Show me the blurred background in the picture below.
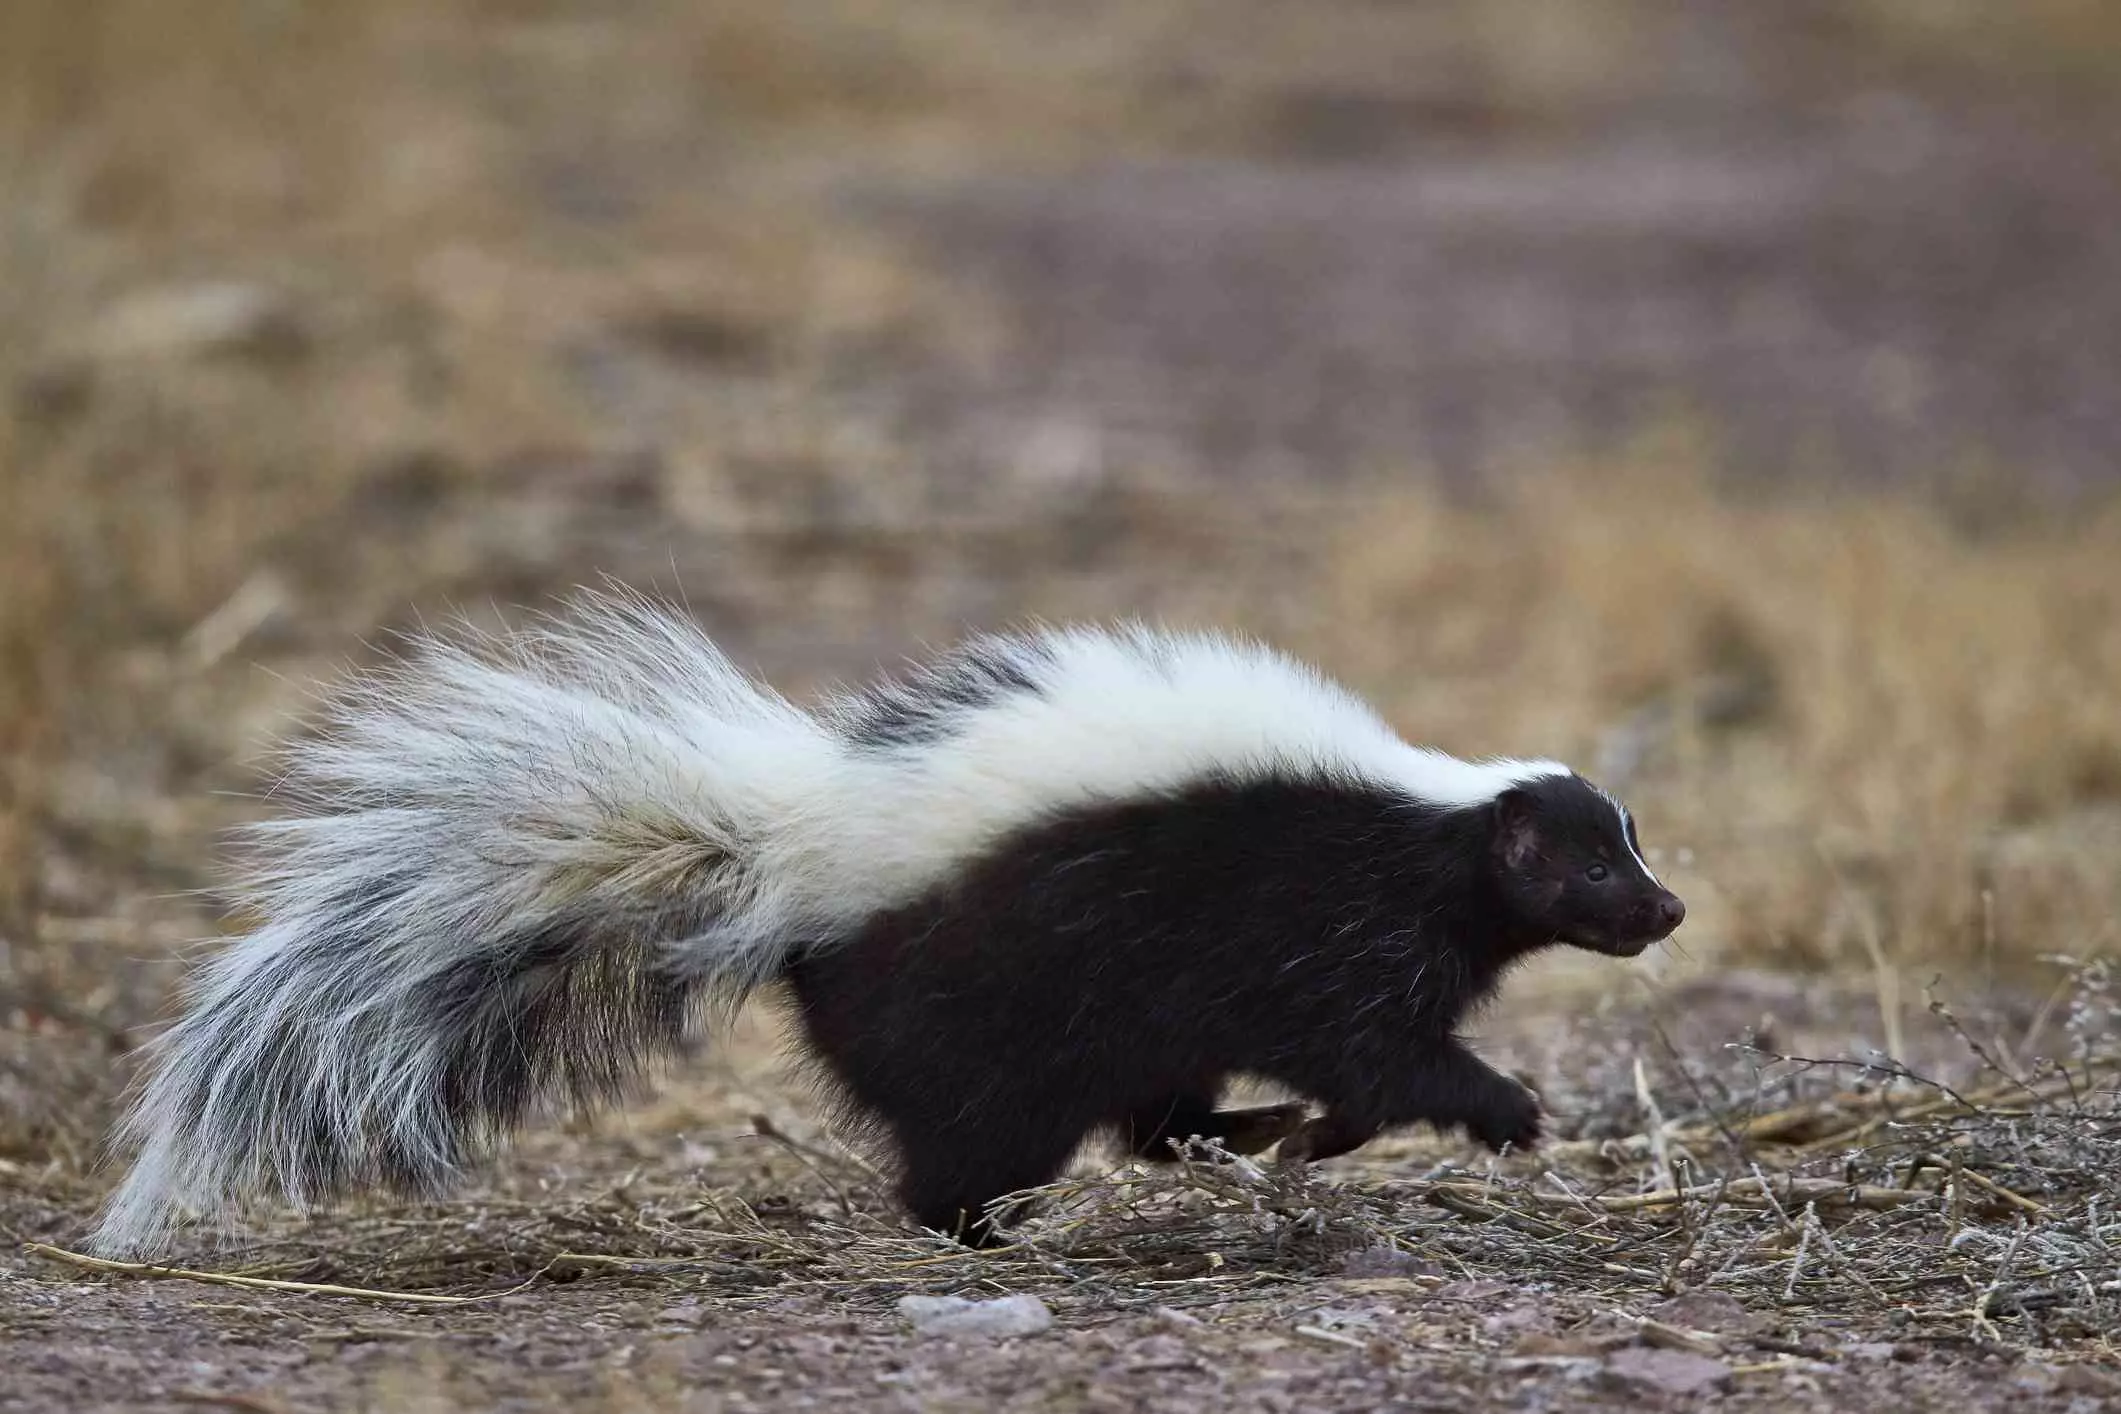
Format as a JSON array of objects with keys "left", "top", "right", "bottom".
[{"left": 3, "top": 0, "right": 2120, "bottom": 1170}]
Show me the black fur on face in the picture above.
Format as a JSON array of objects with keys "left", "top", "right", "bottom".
[{"left": 1489, "top": 774, "right": 1685, "bottom": 957}]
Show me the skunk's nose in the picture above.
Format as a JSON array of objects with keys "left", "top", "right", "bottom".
[{"left": 1657, "top": 894, "right": 1687, "bottom": 931}]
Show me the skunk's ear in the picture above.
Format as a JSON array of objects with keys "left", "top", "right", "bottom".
[{"left": 1492, "top": 788, "right": 1542, "bottom": 873}]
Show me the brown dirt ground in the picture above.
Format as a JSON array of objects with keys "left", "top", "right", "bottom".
[{"left": 6, "top": 977, "right": 2117, "bottom": 1413}]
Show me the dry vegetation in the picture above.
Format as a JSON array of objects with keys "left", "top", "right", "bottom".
[{"left": 2, "top": 1, "right": 2120, "bottom": 1409}]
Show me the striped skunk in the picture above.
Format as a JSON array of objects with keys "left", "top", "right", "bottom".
[{"left": 93, "top": 594, "right": 1684, "bottom": 1253}]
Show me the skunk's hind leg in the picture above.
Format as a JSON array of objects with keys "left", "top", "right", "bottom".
[
  {"left": 1120, "top": 1093, "right": 1309, "bottom": 1161},
  {"left": 1274, "top": 1110, "right": 1378, "bottom": 1165},
  {"left": 893, "top": 1113, "right": 1094, "bottom": 1247}
]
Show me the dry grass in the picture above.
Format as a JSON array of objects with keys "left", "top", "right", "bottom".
[
  {"left": 1316, "top": 457, "right": 2121, "bottom": 979},
  {"left": 15, "top": 965, "right": 2119, "bottom": 1376}
]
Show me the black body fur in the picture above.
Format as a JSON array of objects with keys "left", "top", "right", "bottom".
[{"left": 785, "top": 772, "right": 1683, "bottom": 1244}]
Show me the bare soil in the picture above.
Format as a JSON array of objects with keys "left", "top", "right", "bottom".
[{"left": 7, "top": 972, "right": 2118, "bottom": 1412}]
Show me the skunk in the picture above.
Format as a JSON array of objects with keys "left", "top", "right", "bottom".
[{"left": 93, "top": 594, "right": 1685, "bottom": 1253}]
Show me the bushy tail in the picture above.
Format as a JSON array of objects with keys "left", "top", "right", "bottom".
[{"left": 93, "top": 594, "right": 839, "bottom": 1255}]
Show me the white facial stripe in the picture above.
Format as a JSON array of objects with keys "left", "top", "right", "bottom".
[{"left": 1610, "top": 797, "right": 1661, "bottom": 886}]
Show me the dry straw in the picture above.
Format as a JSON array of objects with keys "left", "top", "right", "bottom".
[{"left": 25, "top": 968, "right": 2120, "bottom": 1353}]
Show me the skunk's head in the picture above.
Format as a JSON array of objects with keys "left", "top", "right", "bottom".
[{"left": 1488, "top": 774, "right": 1685, "bottom": 957}]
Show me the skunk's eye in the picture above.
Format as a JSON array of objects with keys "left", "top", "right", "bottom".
[{"left": 1585, "top": 863, "right": 1610, "bottom": 883}]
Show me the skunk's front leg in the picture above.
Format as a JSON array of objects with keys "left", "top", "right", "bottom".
[{"left": 1279, "top": 1039, "right": 1542, "bottom": 1163}]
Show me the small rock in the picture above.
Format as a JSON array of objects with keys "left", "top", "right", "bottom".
[
  {"left": 1153, "top": 1306, "right": 1203, "bottom": 1330},
  {"left": 1647, "top": 1290, "right": 1759, "bottom": 1335},
  {"left": 897, "top": 1293, "right": 1053, "bottom": 1341},
  {"left": 1599, "top": 1346, "right": 1735, "bottom": 1397},
  {"left": 1844, "top": 1342, "right": 1898, "bottom": 1363}
]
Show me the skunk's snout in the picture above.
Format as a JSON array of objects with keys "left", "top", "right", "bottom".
[
  {"left": 1656, "top": 893, "right": 1686, "bottom": 934},
  {"left": 1608, "top": 890, "right": 1686, "bottom": 955}
]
